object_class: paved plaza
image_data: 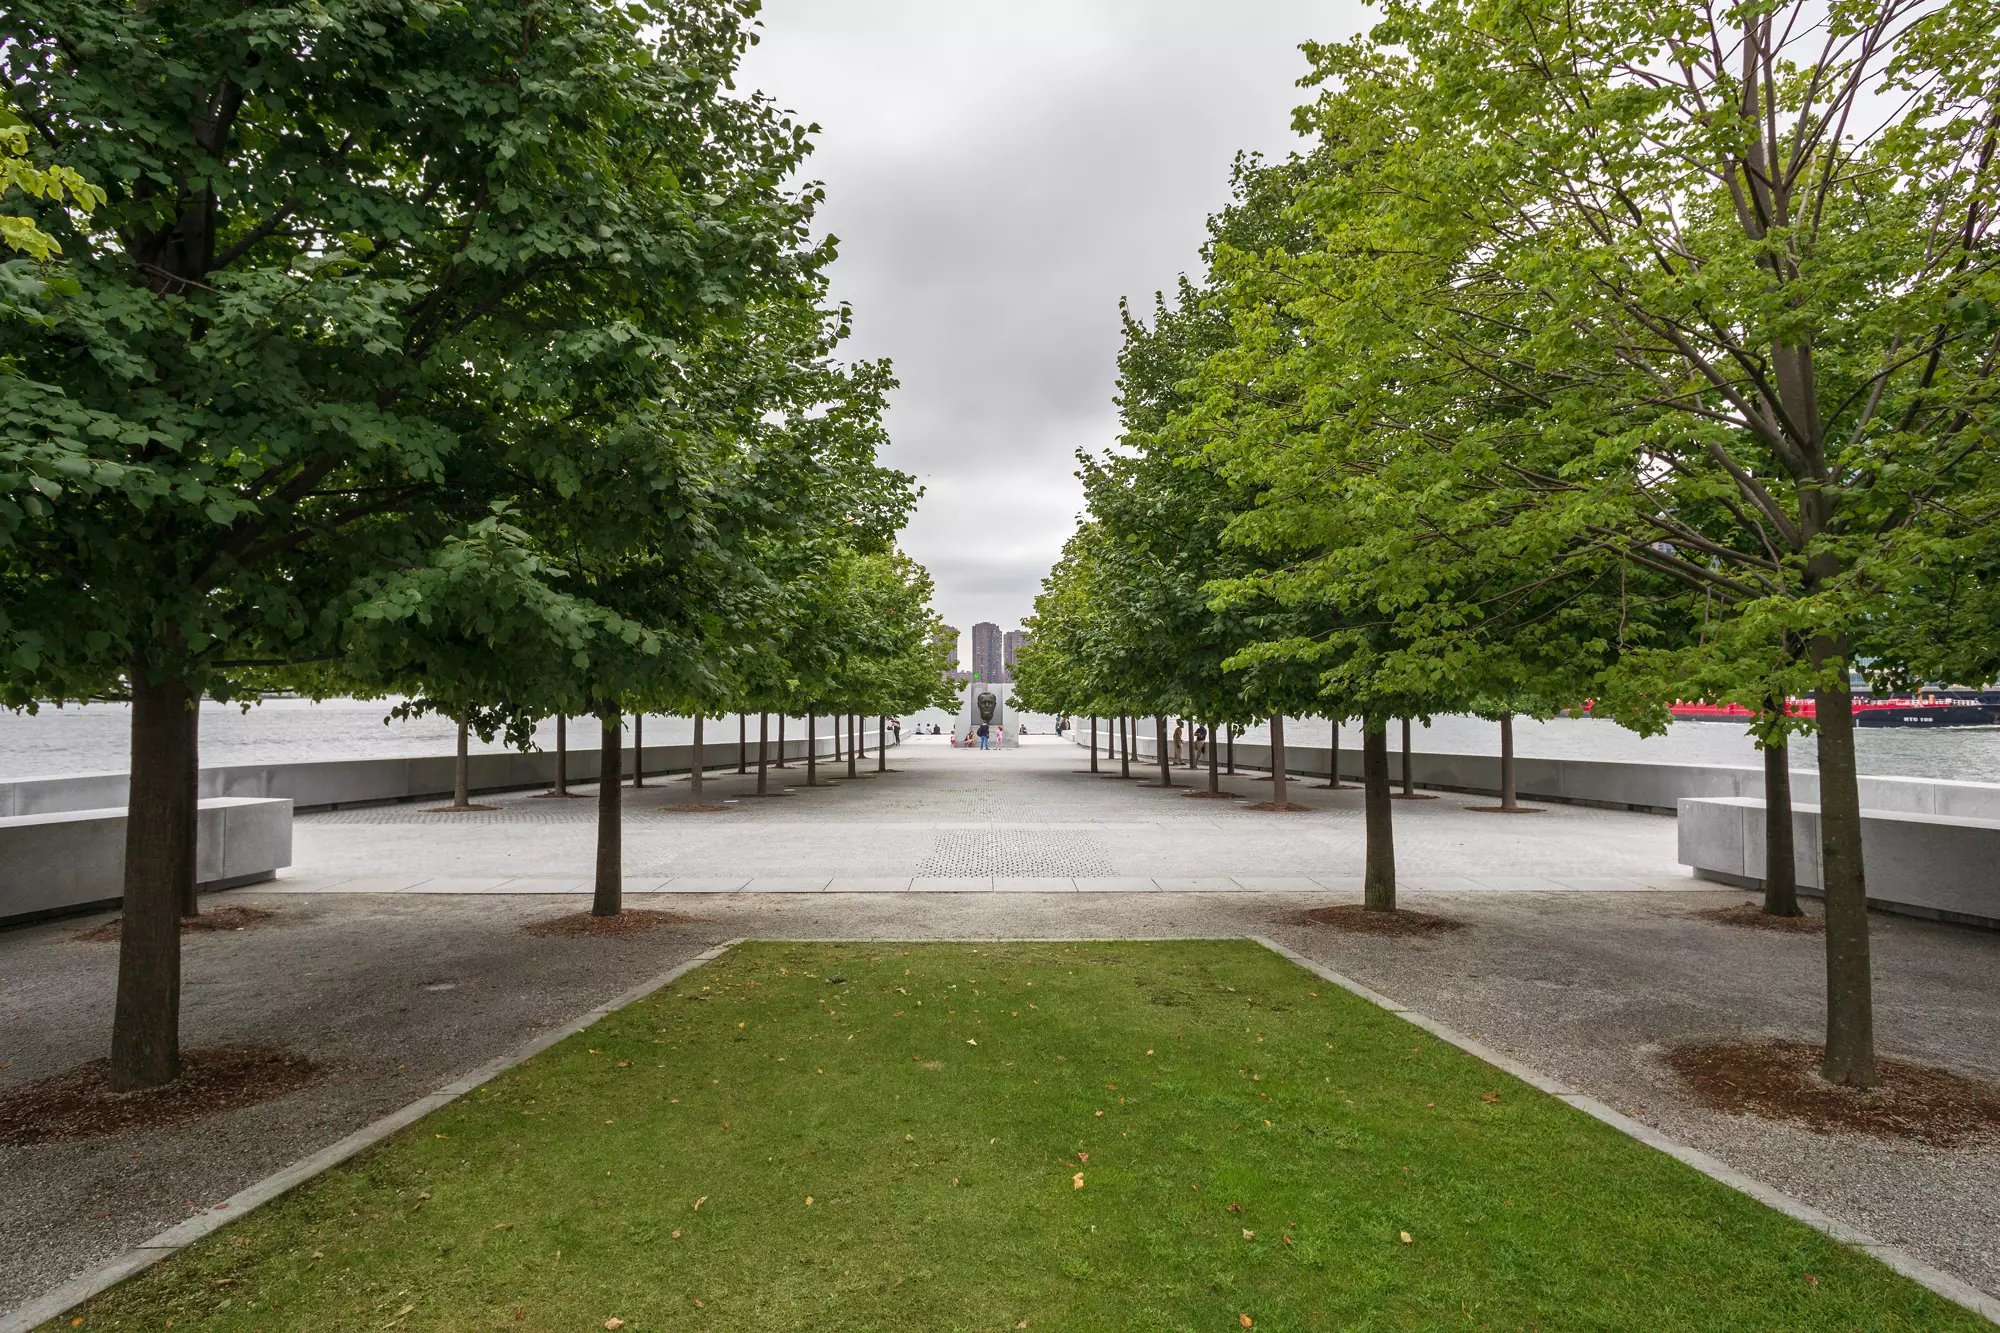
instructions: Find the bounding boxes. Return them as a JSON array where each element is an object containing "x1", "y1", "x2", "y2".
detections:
[
  {"x1": 279, "y1": 735, "x2": 1688, "y2": 893},
  {"x1": 3, "y1": 735, "x2": 1998, "y2": 1314}
]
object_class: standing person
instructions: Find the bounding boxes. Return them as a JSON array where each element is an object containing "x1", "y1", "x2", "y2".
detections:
[
  {"x1": 1172, "y1": 721, "x2": 1185, "y2": 765},
  {"x1": 978, "y1": 721, "x2": 990, "y2": 750},
  {"x1": 892, "y1": 717, "x2": 902, "y2": 744},
  {"x1": 1194, "y1": 724, "x2": 1208, "y2": 766}
]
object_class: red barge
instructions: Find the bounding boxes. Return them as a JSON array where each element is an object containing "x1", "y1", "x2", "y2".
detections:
[{"x1": 1667, "y1": 689, "x2": 2000, "y2": 728}]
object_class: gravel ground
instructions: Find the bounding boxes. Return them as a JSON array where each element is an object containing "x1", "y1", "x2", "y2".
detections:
[{"x1": 3, "y1": 888, "x2": 1997, "y2": 1313}]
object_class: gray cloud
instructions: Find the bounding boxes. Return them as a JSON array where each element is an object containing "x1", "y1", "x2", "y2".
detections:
[{"x1": 739, "y1": 1, "x2": 1371, "y2": 646}]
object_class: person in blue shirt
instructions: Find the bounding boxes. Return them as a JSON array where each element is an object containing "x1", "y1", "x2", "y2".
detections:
[{"x1": 977, "y1": 721, "x2": 990, "y2": 750}]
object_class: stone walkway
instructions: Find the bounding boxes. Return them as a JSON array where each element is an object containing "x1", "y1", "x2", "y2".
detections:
[{"x1": 277, "y1": 735, "x2": 1689, "y2": 893}]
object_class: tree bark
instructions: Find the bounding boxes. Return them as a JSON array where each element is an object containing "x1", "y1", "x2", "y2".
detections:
[
  {"x1": 1401, "y1": 717, "x2": 1414, "y2": 796},
  {"x1": 593, "y1": 710, "x2": 621, "y2": 916},
  {"x1": 554, "y1": 714, "x2": 569, "y2": 796},
  {"x1": 878, "y1": 716, "x2": 888, "y2": 771},
  {"x1": 1090, "y1": 715, "x2": 1099, "y2": 773},
  {"x1": 689, "y1": 714, "x2": 705, "y2": 804},
  {"x1": 1119, "y1": 715, "x2": 1131, "y2": 778},
  {"x1": 1207, "y1": 719, "x2": 1220, "y2": 793},
  {"x1": 1363, "y1": 717, "x2": 1397, "y2": 911},
  {"x1": 1762, "y1": 729, "x2": 1800, "y2": 917},
  {"x1": 806, "y1": 713, "x2": 818, "y2": 786},
  {"x1": 1269, "y1": 714, "x2": 1289, "y2": 807},
  {"x1": 454, "y1": 717, "x2": 470, "y2": 808},
  {"x1": 847, "y1": 715, "x2": 859, "y2": 778},
  {"x1": 775, "y1": 714, "x2": 786, "y2": 768},
  {"x1": 113, "y1": 665, "x2": 197, "y2": 1090},
  {"x1": 1499, "y1": 713, "x2": 1517, "y2": 810},
  {"x1": 756, "y1": 713, "x2": 769, "y2": 795},
  {"x1": 1154, "y1": 714, "x2": 1172, "y2": 786},
  {"x1": 1226, "y1": 724, "x2": 1236, "y2": 774},
  {"x1": 632, "y1": 713, "x2": 644, "y2": 787},
  {"x1": 1323, "y1": 718, "x2": 1345, "y2": 789},
  {"x1": 1814, "y1": 657, "x2": 1878, "y2": 1086},
  {"x1": 737, "y1": 713, "x2": 747, "y2": 774}
]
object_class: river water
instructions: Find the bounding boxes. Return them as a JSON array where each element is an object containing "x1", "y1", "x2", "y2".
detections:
[{"x1": 5, "y1": 698, "x2": 1998, "y2": 785}]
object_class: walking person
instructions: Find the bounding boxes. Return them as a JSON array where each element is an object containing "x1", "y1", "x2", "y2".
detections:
[{"x1": 1172, "y1": 720, "x2": 1185, "y2": 765}]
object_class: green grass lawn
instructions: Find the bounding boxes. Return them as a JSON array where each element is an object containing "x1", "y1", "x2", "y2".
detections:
[{"x1": 53, "y1": 940, "x2": 1981, "y2": 1332}]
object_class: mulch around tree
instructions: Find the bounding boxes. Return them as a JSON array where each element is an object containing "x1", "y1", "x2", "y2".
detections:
[
  {"x1": 420, "y1": 802, "x2": 500, "y2": 813},
  {"x1": 73, "y1": 905, "x2": 278, "y2": 943},
  {"x1": 1182, "y1": 789, "x2": 1242, "y2": 799},
  {"x1": 0, "y1": 1046, "x2": 322, "y2": 1145},
  {"x1": 1466, "y1": 805, "x2": 1544, "y2": 814},
  {"x1": 1393, "y1": 791, "x2": 1440, "y2": 800},
  {"x1": 1286, "y1": 903, "x2": 1467, "y2": 936},
  {"x1": 655, "y1": 802, "x2": 734, "y2": 813},
  {"x1": 1241, "y1": 800, "x2": 1309, "y2": 812},
  {"x1": 521, "y1": 909, "x2": 696, "y2": 938},
  {"x1": 1665, "y1": 1039, "x2": 2000, "y2": 1146},
  {"x1": 1695, "y1": 902, "x2": 1826, "y2": 934}
]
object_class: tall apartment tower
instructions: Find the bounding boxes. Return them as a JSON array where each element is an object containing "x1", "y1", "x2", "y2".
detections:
[
  {"x1": 1002, "y1": 630, "x2": 1027, "y2": 679},
  {"x1": 970, "y1": 621, "x2": 1003, "y2": 682}
]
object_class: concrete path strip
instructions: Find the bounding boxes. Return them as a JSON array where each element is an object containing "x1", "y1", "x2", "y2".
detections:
[
  {"x1": 1251, "y1": 935, "x2": 2000, "y2": 1327},
  {"x1": 0, "y1": 940, "x2": 745, "y2": 1333}
]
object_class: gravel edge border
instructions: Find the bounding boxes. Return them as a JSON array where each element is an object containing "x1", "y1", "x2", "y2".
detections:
[
  {"x1": 0, "y1": 938, "x2": 744, "y2": 1333},
  {"x1": 1250, "y1": 935, "x2": 2000, "y2": 1326}
]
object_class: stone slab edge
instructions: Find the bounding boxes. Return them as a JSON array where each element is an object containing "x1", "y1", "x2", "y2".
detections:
[
  {"x1": 1249, "y1": 935, "x2": 2000, "y2": 1326},
  {"x1": 0, "y1": 939, "x2": 746, "y2": 1333}
]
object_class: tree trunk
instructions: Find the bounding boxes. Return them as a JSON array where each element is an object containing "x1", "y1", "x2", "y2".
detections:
[
  {"x1": 1401, "y1": 717, "x2": 1414, "y2": 796},
  {"x1": 1499, "y1": 713, "x2": 1517, "y2": 810},
  {"x1": 454, "y1": 717, "x2": 470, "y2": 808},
  {"x1": 1090, "y1": 715, "x2": 1099, "y2": 772},
  {"x1": 1269, "y1": 714, "x2": 1289, "y2": 807},
  {"x1": 1207, "y1": 720, "x2": 1220, "y2": 793},
  {"x1": 847, "y1": 715, "x2": 859, "y2": 778},
  {"x1": 179, "y1": 696, "x2": 201, "y2": 917},
  {"x1": 113, "y1": 666, "x2": 197, "y2": 1090},
  {"x1": 1363, "y1": 717, "x2": 1397, "y2": 911},
  {"x1": 689, "y1": 715, "x2": 705, "y2": 804},
  {"x1": 832, "y1": 712, "x2": 842, "y2": 763},
  {"x1": 756, "y1": 713, "x2": 769, "y2": 795},
  {"x1": 1154, "y1": 714, "x2": 1172, "y2": 786},
  {"x1": 1814, "y1": 658, "x2": 1877, "y2": 1086},
  {"x1": 632, "y1": 713, "x2": 644, "y2": 787},
  {"x1": 1119, "y1": 715, "x2": 1131, "y2": 778},
  {"x1": 878, "y1": 716, "x2": 888, "y2": 771},
  {"x1": 807, "y1": 713, "x2": 818, "y2": 785},
  {"x1": 775, "y1": 714, "x2": 786, "y2": 768},
  {"x1": 593, "y1": 710, "x2": 622, "y2": 916},
  {"x1": 1227, "y1": 724, "x2": 1236, "y2": 774},
  {"x1": 737, "y1": 713, "x2": 747, "y2": 774},
  {"x1": 1762, "y1": 730, "x2": 1800, "y2": 917},
  {"x1": 1322, "y1": 718, "x2": 1344, "y2": 789},
  {"x1": 554, "y1": 714, "x2": 569, "y2": 796}
]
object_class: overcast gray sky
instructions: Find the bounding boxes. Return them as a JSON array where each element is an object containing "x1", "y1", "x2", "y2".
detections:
[{"x1": 738, "y1": 1, "x2": 1371, "y2": 650}]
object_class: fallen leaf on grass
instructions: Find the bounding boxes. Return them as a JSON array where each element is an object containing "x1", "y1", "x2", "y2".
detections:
[
  {"x1": 1400, "y1": 1231, "x2": 1413, "y2": 1244},
  {"x1": 493, "y1": 1223, "x2": 513, "y2": 1231},
  {"x1": 386, "y1": 1304, "x2": 415, "y2": 1324},
  {"x1": 1804, "y1": 1274, "x2": 1819, "y2": 1286},
  {"x1": 1481, "y1": 1093, "x2": 1499, "y2": 1103},
  {"x1": 692, "y1": 1298, "x2": 704, "y2": 1308},
  {"x1": 1239, "y1": 1315, "x2": 1253, "y2": 1328},
  {"x1": 1242, "y1": 1229, "x2": 1255, "y2": 1239},
  {"x1": 1227, "y1": 1202, "x2": 1243, "y2": 1214},
  {"x1": 605, "y1": 1320, "x2": 625, "y2": 1329},
  {"x1": 967, "y1": 1039, "x2": 978, "y2": 1046},
  {"x1": 671, "y1": 1229, "x2": 681, "y2": 1239},
  {"x1": 1072, "y1": 1173, "x2": 1085, "y2": 1189},
  {"x1": 693, "y1": 1196, "x2": 707, "y2": 1210},
  {"x1": 805, "y1": 1196, "x2": 814, "y2": 1206},
  {"x1": 1076, "y1": 1152, "x2": 1088, "y2": 1163},
  {"x1": 1282, "y1": 1235, "x2": 1293, "y2": 1247}
]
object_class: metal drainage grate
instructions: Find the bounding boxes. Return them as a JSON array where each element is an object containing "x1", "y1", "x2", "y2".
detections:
[{"x1": 914, "y1": 830, "x2": 1116, "y2": 878}]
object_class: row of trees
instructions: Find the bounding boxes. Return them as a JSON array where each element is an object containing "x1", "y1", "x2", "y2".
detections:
[
  {"x1": 1015, "y1": 0, "x2": 2000, "y2": 1089},
  {"x1": 1, "y1": 0, "x2": 953, "y2": 1091}
]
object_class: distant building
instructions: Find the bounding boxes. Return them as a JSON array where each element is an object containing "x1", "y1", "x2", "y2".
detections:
[
  {"x1": 1003, "y1": 630, "x2": 1027, "y2": 677},
  {"x1": 970, "y1": 621, "x2": 1003, "y2": 682}
]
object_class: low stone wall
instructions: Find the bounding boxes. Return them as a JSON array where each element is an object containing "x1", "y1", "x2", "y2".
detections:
[
  {"x1": 0, "y1": 726, "x2": 882, "y2": 817},
  {"x1": 1074, "y1": 729, "x2": 2000, "y2": 820},
  {"x1": 1678, "y1": 796, "x2": 2000, "y2": 928},
  {"x1": 0, "y1": 797, "x2": 292, "y2": 924}
]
